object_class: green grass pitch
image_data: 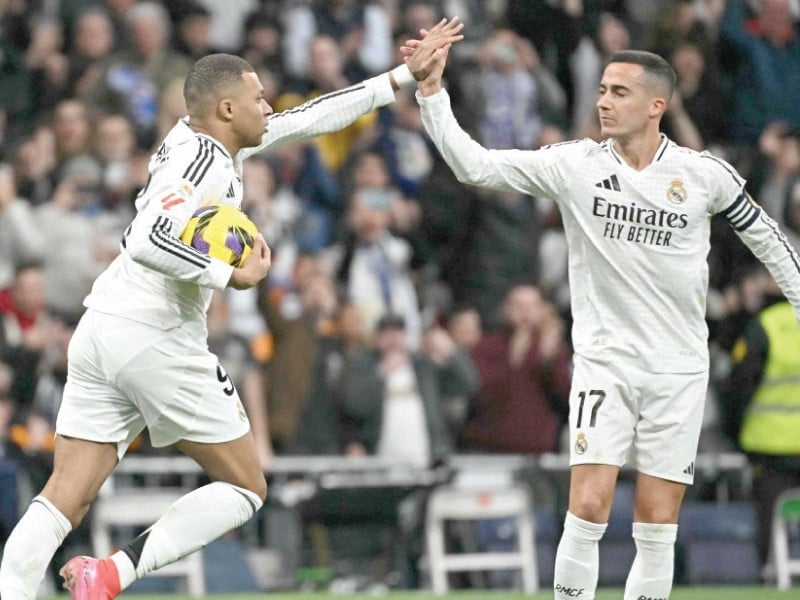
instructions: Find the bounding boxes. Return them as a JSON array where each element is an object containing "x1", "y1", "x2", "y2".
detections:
[{"x1": 41, "y1": 588, "x2": 796, "y2": 599}]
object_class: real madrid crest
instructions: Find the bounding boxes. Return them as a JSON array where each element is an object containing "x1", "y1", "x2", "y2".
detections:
[
  {"x1": 666, "y1": 179, "x2": 687, "y2": 205},
  {"x1": 575, "y1": 432, "x2": 588, "y2": 455}
]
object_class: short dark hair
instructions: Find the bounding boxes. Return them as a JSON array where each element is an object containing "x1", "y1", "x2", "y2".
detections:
[
  {"x1": 607, "y1": 50, "x2": 676, "y2": 99},
  {"x1": 183, "y1": 53, "x2": 255, "y2": 116}
]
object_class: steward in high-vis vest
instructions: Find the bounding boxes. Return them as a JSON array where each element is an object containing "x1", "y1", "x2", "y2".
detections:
[
  {"x1": 737, "y1": 301, "x2": 800, "y2": 454},
  {"x1": 722, "y1": 289, "x2": 800, "y2": 567}
]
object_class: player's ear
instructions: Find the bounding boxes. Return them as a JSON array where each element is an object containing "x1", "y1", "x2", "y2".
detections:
[
  {"x1": 650, "y1": 96, "x2": 666, "y2": 118},
  {"x1": 217, "y1": 98, "x2": 234, "y2": 122}
]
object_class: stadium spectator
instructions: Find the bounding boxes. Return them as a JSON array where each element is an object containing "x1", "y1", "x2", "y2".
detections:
[
  {"x1": 260, "y1": 256, "x2": 340, "y2": 453},
  {"x1": 340, "y1": 313, "x2": 477, "y2": 466},
  {"x1": 171, "y1": 3, "x2": 219, "y2": 62},
  {"x1": 154, "y1": 77, "x2": 189, "y2": 147},
  {"x1": 0, "y1": 262, "x2": 56, "y2": 410},
  {"x1": 11, "y1": 124, "x2": 56, "y2": 207},
  {"x1": 648, "y1": 0, "x2": 724, "y2": 61},
  {"x1": 265, "y1": 139, "x2": 341, "y2": 253},
  {"x1": 35, "y1": 157, "x2": 113, "y2": 317},
  {"x1": 572, "y1": 12, "x2": 632, "y2": 139},
  {"x1": 277, "y1": 34, "x2": 383, "y2": 173},
  {"x1": 238, "y1": 8, "x2": 285, "y2": 79},
  {"x1": 754, "y1": 123, "x2": 800, "y2": 252},
  {"x1": 446, "y1": 306, "x2": 482, "y2": 352},
  {"x1": 0, "y1": 163, "x2": 45, "y2": 290},
  {"x1": 292, "y1": 300, "x2": 369, "y2": 455},
  {"x1": 0, "y1": 0, "x2": 36, "y2": 150},
  {"x1": 478, "y1": 28, "x2": 567, "y2": 150},
  {"x1": 24, "y1": 15, "x2": 68, "y2": 114},
  {"x1": 84, "y1": 1, "x2": 193, "y2": 148},
  {"x1": 189, "y1": 0, "x2": 260, "y2": 54},
  {"x1": 282, "y1": 0, "x2": 393, "y2": 83},
  {"x1": 720, "y1": 274, "x2": 800, "y2": 571},
  {"x1": 91, "y1": 113, "x2": 139, "y2": 213},
  {"x1": 66, "y1": 7, "x2": 116, "y2": 99},
  {"x1": 328, "y1": 185, "x2": 424, "y2": 348},
  {"x1": 459, "y1": 285, "x2": 571, "y2": 454},
  {"x1": 665, "y1": 41, "x2": 729, "y2": 149},
  {"x1": 51, "y1": 99, "x2": 97, "y2": 183},
  {"x1": 372, "y1": 87, "x2": 436, "y2": 199},
  {"x1": 719, "y1": 0, "x2": 800, "y2": 145}
]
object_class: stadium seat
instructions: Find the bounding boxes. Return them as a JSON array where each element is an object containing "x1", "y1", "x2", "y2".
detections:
[
  {"x1": 772, "y1": 487, "x2": 800, "y2": 590},
  {"x1": 678, "y1": 501, "x2": 759, "y2": 584},
  {"x1": 91, "y1": 490, "x2": 205, "y2": 596},
  {"x1": 474, "y1": 505, "x2": 559, "y2": 587},
  {"x1": 424, "y1": 483, "x2": 538, "y2": 594}
]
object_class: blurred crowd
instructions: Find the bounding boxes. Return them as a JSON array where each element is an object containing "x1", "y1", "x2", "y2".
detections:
[{"x1": 1, "y1": 0, "x2": 800, "y2": 557}]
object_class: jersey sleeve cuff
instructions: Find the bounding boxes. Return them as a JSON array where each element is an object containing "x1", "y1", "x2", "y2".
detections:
[
  {"x1": 367, "y1": 71, "x2": 399, "y2": 108},
  {"x1": 415, "y1": 87, "x2": 449, "y2": 105},
  {"x1": 203, "y1": 259, "x2": 235, "y2": 290},
  {"x1": 390, "y1": 64, "x2": 416, "y2": 87}
]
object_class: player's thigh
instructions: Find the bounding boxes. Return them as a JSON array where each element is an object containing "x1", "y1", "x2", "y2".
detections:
[
  {"x1": 630, "y1": 370, "x2": 707, "y2": 485},
  {"x1": 176, "y1": 432, "x2": 267, "y2": 501},
  {"x1": 56, "y1": 310, "x2": 147, "y2": 460},
  {"x1": 116, "y1": 329, "x2": 251, "y2": 449},
  {"x1": 568, "y1": 356, "x2": 637, "y2": 468}
]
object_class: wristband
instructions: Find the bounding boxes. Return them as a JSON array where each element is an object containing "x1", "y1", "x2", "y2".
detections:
[{"x1": 390, "y1": 64, "x2": 416, "y2": 87}]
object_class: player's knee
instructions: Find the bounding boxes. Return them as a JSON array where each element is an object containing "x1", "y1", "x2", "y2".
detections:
[
  {"x1": 570, "y1": 489, "x2": 612, "y2": 523},
  {"x1": 236, "y1": 473, "x2": 267, "y2": 504},
  {"x1": 634, "y1": 505, "x2": 679, "y2": 525},
  {"x1": 250, "y1": 475, "x2": 268, "y2": 503}
]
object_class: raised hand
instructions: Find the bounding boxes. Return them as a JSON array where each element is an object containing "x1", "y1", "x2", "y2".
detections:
[{"x1": 400, "y1": 17, "x2": 463, "y2": 86}]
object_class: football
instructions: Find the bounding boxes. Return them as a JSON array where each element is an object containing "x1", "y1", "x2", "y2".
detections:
[{"x1": 180, "y1": 204, "x2": 258, "y2": 268}]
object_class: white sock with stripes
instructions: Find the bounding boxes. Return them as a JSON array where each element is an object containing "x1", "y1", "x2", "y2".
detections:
[
  {"x1": 0, "y1": 496, "x2": 72, "y2": 600},
  {"x1": 109, "y1": 482, "x2": 262, "y2": 590}
]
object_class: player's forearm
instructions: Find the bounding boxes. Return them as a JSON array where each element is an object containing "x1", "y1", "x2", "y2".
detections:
[
  {"x1": 123, "y1": 213, "x2": 232, "y2": 289},
  {"x1": 416, "y1": 88, "x2": 521, "y2": 193},
  {"x1": 244, "y1": 65, "x2": 415, "y2": 157},
  {"x1": 738, "y1": 212, "x2": 800, "y2": 320}
]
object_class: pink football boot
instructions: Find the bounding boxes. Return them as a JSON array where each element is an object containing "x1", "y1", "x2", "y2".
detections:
[{"x1": 59, "y1": 556, "x2": 122, "y2": 600}]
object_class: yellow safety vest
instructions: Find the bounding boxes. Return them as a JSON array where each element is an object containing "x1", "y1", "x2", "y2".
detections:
[{"x1": 739, "y1": 302, "x2": 800, "y2": 455}]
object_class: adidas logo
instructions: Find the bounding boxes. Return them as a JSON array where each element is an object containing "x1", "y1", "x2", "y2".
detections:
[
  {"x1": 683, "y1": 462, "x2": 694, "y2": 476},
  {"x1": 595, "y1": 174, "x2": 621, "y2": 192},
  {"x1": 225, "y1": 182, "x2": 236, "y2": 198}
]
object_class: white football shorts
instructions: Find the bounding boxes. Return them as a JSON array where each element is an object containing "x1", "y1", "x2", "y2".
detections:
[
  {"x1": 568, "y1": 354, "x2": 708, "y2": 484},
  {"x1": 56, "y1": 308, "x2": 251, "y2": 459}
]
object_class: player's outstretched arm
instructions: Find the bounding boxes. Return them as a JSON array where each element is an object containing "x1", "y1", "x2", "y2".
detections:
[
  {"x1": 229, "y1": 234, "x2": 271, "y2": 290},
  {"x1": 241, "y1": 18, "x2": 463, "y2": 158}
]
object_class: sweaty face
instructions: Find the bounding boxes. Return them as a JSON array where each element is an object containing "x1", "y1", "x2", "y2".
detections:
[
  {"x1": 596, "y1": 62, "x2": 663, "y2": 141},
  {"x1": 231, "y1": 71, "x2": 273, "y2": 149}
]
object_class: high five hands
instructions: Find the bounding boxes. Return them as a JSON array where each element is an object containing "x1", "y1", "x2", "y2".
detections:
[{"x1": 401, "y1": 17, "x2": 463, "y2": 95}]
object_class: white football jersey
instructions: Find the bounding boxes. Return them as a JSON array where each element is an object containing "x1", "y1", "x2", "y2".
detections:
[
  {"x1": 418, "y1": 89, "x2": 800, "y2": 373},
  {"x1": 84, "y1": 72, "x2": 399, "y2": 333}
]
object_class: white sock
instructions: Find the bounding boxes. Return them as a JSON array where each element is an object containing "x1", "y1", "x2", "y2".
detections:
[
  {"x1": 553, "y1": 511, "x2": 607, "y2": 600},
  {"x1": 109, "y1": 482, "x2": 262, "y2": 590},
  {"x1": 0, "y1": 496, "x2": 72, "y2": 600},
  {"x1": 623, "y1": 522, "x2": 678, "y2": 600}
]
